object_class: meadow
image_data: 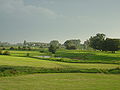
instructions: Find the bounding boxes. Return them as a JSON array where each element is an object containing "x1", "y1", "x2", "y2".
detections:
[
  {"x1": 0, "y1": 73, "x2": 120, "y2": 90},
  {"x1": 0, "y1": 49, "x2": 120, "y2": 90}
]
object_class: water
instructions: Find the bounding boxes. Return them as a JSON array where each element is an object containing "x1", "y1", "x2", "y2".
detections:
[
  {"x1": 36, "y1": 56, "x2": 62, "y2": 59},
  {"x1": 37, "y1": 56, "x2": 51, "y2": 58}
]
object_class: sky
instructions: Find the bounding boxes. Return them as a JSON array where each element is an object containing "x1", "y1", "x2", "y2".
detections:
[{"x1": 0, "y1": 0, "x2": 120, "y2": 44}]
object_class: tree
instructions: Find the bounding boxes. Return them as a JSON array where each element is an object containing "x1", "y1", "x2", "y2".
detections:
[
  {"x1": 48, "y1": 45, "x2": 57, "y2": 54},
  {"x1": 89, "y1": 33, "x2": 106, "y2": 50},
  {"x1": 64, "y1": 39, "x2": 81, "y2": 50},
  {"x1": 48, "y1": 40, "x2": 60, "y2": 54},
  {"x1": 2, "y1": 47, "x2": 6, "y2": 50},
  {"x1": 23, "y1": 40, "x2": 27, "y2": 46},
  {"x1": 49, "y1": 40, "x2": 60, "y2": 49},
  {"x1": 10, "y1": 47, "x2": 14, "y2": 50},
  {"x1": 102, "y1": 38, "x2": 120, "y2": 53},
  {"x1": 84, "y1": 39, "x2": 90, "y2": 50},
  {"x1": 18, "y1": 46, "x2": 21, "y2": 50}
]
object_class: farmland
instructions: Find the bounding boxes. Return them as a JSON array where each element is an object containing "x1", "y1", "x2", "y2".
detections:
[
  {"x1": 1, "y1": 0, "x2": 120, "y2": 89},
  {"x1": 0, "y1": 50, "x2": 120, "y2": 89},
  {"x1": 0, "y1": 73, "x2": 120, "y2": 90}
]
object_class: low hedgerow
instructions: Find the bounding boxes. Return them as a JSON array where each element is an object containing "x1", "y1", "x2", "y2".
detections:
[
  {"x1": 3, "y1": 51, "x2": 10, "y2": 55},
  {"x1": 0, "y1": 51, "x2": 2, "y2": 55},
  {"x1": 0, "y1": 51, "x2": 10, "y2": 55},
  {"x1": 0, "y1": 65, "x2": 120, "y2": 77},
  {"x1": 32, "y1": 56, "x2": 120, "y2": 64}
]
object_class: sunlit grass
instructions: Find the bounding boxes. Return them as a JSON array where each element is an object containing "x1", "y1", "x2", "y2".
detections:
[
  {"x1": 0, "y1": 73, "x2": 120, "y2": 90},
  {"x1": 0, "y1": 55, "x2": 120, "y2": 70}
]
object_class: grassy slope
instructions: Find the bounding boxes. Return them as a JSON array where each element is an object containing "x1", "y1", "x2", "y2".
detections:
[
  {"x1": 0, "y1": 55, "x2": 120, "y2": 69},
  {"x1": 9, "y1": 50, "x2": 44, "y2": 57},
  {"x1": 55, "y1": 50, "x2": 120, "y2": 64},
  {"x1": 0, "y1": 51, "x2": 120, "y2": 89},
  {"x1": 0, "y1": 73, "x2": 120, "y2": 90},
  {"x1": 7, "y1": 50, "x2": 120, "y2": 64}
]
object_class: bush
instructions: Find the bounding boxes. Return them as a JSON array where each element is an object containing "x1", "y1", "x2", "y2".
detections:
[
  {"x1": 48, "y1": 45, "x2": 57, "y2": 54},
  {"x1": 18, "y1": 46, "x2": 21, "y2": 50},
  {"x1": 26, "y1": 53, "x2": 30, "y2": 57},
  {"x1": 39, "y1": 49, "x2": 47, "y2": 53},
  {"x1": 2, "y1": 48, "x2": 6, "y2": 50},
  {"x1": 10, "y1": 47, "x2": 14, "y2": 50},
  {"x1": 3, "y1": 51, "x2": 10, "y2": 55},
  {"x1": 0, "y1": 51, "x2": 2, "y2": 55},
  {"x1": 67, "y1": 45, "x2": 77, "y2": 50}
]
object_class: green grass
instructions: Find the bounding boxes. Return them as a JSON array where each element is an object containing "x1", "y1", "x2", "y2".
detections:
[
  {"x1": 1, "y1": 65, "x2": 120, "y2": 77},
  {"x1": 55, "y1": 50, "x2": 120, "y2": 64},
  {"x1": 0, "y1": 55, "x2": 120, "y2": 70},
  {"x1": 0, "y1": 55, "x2": 120, "y2": 76},
  {"x1": 0, "y1": 50, "x2": 120, "y2": 89},
  {"x1": 5, "y1": 50, "x2": 120, "y2": 64},
  {"x1": 9, "y1": 50, "x2": 45, "y2": 57},
  {"x1": 55, "y1": 50, "x2": 120, "y2": 60},
  {"x1": 0, "y1": 73, "x2": 120, "y2": 90}
]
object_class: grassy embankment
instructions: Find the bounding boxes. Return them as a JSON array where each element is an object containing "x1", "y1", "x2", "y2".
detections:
[
  {"x1": 0, "y1": 73, "x2": 120, "y2": 90},
  {"x1": 9, "y1": 50, "x2": 120, "y2": 64},
  {"x1": 0, "y1": 49, "x2": 120, "y2": 76},
  {"x1": 0, "y1": 50, "x2": 120, "y2": 90}
]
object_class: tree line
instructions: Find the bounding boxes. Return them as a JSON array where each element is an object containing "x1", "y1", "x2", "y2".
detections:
[
  {"x1": 49, "y1": 33, "x2": 120, "y2": 53},
  {"x1": 0, "y1": 33, "x2": 119, "y2": 54},
  {"x1": 85, "y1": 33, "x2": 120, "y2": 53}
]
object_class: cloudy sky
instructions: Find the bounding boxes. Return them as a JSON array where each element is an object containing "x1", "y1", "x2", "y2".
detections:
[{"x1": 0, "y1": 0, "x2": 120, "y2": 43}]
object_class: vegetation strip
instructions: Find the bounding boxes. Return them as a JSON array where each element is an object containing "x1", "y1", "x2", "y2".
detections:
[
  {"x1": 32, "y1": 56, "x2": 120, "y2": 65},
  {"x1": 0, "y1": 65, "x2": 120, "y2": 77}
]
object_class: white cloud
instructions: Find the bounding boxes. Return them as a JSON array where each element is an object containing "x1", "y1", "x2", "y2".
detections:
[{"x1": 0, "y1": 0, "x2": 58, "y2": 19}]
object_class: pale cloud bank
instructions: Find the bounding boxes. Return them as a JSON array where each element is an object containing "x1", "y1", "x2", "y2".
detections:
[
  {"x1": 0, "y1": 0, "x2": 58, "y2": 19},
  {"x1": 0, "y1": 0, "x2": 120, "y2": 43}
]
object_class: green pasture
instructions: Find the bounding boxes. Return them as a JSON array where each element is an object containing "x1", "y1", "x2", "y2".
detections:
[
  {"x1": 55, "y1": 50, "x2": 120, "y2": 64},
  {"x1": 0, "y1": 73, "x2": 120, "y2": 90},
  {"x1": 0, "y1": 55, "x2": 120, "y2": 76},
  {"x1": 9, "y1": 50, "x2": 45, "y2": 57},
  {"x1": 0, "y1": 55, "x2": 119, "y2": 70},
  {"x1": 55, "y1": 50, "x2": 120, "y2": 60},
  {"x1": 3, "y1": 50, "x2": 120, "y2": 64},
  {"x1": 0, "y1": 50, "x2": 120, "y2": 90}
]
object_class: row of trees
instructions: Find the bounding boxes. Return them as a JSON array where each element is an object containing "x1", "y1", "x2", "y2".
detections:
[
  {"x1": 23, "y1": 40, "x2": 49, "y2": 48},
  {"x1": 48, "y1": 33, "x2": 120, "y2": 53},
  {"x1": 0, "y1": 33, "x2": 119, "y2": 54},
  {"x1": 48, "y1": 39, "x2": 81, "y2": 53},
  {"x1": 64, "y1": 39, "x2": 81, "y2": 50},
  {"x1": 85, "y1": 33, "x2": 120, "y2": 53}
]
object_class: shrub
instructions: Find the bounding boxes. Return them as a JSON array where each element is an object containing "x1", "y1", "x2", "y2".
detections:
[
  {"x1": 2, "y1": 48, "x2": 6, "y2": 50},
  {"x1": 40, "y1": 50, "x2": 44, "y2": 53},
  {"x1": 10, "y1": 47, "x2": 14, "y2": 50},
  {"x1": 18, "y1": 46, "x2": 21, "y2": 50},
  {"x1": 28, "y1": 47, "x2": 31, "y2": 51},
  {"x1": 26, "y1": 53, "x2": 30, "y2": 57},
  {"x1": 48, "y1": 45, "x2": 57, "y2": 54},
  {"x1": 3, "y1": 51, "x2": 10, "y2": 55},
  {"x1": 0, "y1": 51, "x2": 2, "y2": 55}
]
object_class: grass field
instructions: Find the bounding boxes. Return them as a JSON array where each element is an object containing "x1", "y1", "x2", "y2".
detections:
[
  {"x1": 0, "y1": 73, "x2": 120, "y2": 90},
  {"x1": 0, "y1": 50, "x2": 120, "y2": 89},
  {"x1": 6, "y1": 50, "x2": 120, "y2": 64},
  {"x1": 0, "y1": 55, "x2": 120, "y2": 70},
  {"x1": 54, "y1": 50, "x2": 120, "y2": 64}
]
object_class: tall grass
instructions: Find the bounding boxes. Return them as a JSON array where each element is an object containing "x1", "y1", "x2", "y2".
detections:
[
  {"x1": 0, "y1": 65, "x2": 120, "y2": 77},
  {"x1": 54, "y1": 50, "x2": 120, "y2": 64}
]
